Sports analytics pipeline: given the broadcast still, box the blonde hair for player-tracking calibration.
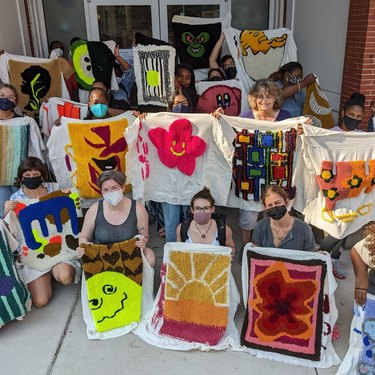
[248,79,282,111]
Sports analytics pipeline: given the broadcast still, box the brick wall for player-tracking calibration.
[341,0,375,129]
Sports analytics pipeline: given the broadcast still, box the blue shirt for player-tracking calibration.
[276,80,305,118]
[112,67,135,103]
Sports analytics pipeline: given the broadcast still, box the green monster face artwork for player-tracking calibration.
[182,32,210,58]
[87,271,142,332]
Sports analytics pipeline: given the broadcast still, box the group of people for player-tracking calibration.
[0,36,374,367]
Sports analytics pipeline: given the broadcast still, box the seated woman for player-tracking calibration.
[270,61,316,117]
[252,185,315,251]
[176,187,235,256]
[76,170,155,267]
[0,83,40,217]
[4,157,80,307]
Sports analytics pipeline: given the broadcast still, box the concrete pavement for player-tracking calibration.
[0,209,357,375]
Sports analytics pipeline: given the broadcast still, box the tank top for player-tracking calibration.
[93,199,138,244]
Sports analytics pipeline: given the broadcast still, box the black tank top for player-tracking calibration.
[93,199,138,244]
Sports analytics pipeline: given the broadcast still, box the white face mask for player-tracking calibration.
[103,190,123,206]
[49,48,63,59]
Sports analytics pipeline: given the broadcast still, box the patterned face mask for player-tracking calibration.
[288,75,302,85]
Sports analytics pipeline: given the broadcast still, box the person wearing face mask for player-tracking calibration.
[207,68,225,82]
[270,61,316,117]
[330,92,365,132]
[176,187,235,256]
[48,40,76,100]
[0,84,46,217]
[76,170,155,267]
[111,45,135,111]
[169,89,194,114]
[209,33,237,80]
[3,157,81,308]
[252,185,316,251]
[85,87,111,120]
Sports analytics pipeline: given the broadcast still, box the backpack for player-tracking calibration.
[180,210,227,246]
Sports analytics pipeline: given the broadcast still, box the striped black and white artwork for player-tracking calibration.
[133,45,176,106]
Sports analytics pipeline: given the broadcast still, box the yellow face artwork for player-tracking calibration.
[86,271,142,332]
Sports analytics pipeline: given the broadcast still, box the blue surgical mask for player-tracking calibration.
[90,103,108,118]
[0,97,16,111]
[172,103,189,113]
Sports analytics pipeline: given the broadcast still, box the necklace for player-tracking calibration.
[270,218,294,242]
[194,219,212,238]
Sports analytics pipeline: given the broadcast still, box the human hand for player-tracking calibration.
[212,107,224,119]
[61,188,71,194]
[370,100,375,115]
[114,45,120,58]
[355,287,368,306]
[303,74,316,87]
[4,200,18,213]
[135,235,147,249]
[54,116,62,127]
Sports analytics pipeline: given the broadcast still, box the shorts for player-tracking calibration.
[238,209,259,231]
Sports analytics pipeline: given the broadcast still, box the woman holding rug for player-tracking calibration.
[76,170,155,267]
[176,187,235,256]
[4,157,80,307]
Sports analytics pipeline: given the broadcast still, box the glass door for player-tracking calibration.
[84,0,160,47]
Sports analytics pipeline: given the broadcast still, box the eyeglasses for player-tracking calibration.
[192,206,212,213]
[0,92,16,101]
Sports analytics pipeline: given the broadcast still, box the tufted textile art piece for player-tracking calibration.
[142,242,240,350]
[336,298,375,375]
[215,115,300,212]
[7,57,65,121]
[224,27,297,94]
[238,245,340,368]
[133,44,176,107]
[39,97,88,139]
[0,122,29,186]
[46,113,134,198]
[70,39,115,91]
[81,237,143,333]
[293,126,375,239]
[8,190,82,272]
[196,79,247,116]
[125,113,232,206]
[171,15,222,69]
[303,82,335,129]
[0,220,31,328]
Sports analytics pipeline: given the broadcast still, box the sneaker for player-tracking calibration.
[332,258,346,279]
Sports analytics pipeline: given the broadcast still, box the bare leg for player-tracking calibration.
[143,247,156,268]
[27,272,52,308]
[52,263,75,285]
[241,228,253,246]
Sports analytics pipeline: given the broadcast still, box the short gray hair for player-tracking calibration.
[97,170,126,189]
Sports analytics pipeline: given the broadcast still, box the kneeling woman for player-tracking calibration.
[176,187,235,256]
[77,170,155,267]
[4,157,80,307]
[252,185,315,251]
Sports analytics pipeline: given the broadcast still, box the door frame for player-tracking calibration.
[84,0,161,41]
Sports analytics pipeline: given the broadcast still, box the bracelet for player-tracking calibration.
[355,287,368,291]
[297,82,301,92]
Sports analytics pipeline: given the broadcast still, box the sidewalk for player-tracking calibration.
[1,209,356,375]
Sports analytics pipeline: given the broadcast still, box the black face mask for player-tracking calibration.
[343,115,361,131]
[0,97,16,111]
[22,175,42,190]
[209,76,222,81]
[224,67,237,80]
[266,205,287,220]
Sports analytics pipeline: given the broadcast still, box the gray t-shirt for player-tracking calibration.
[252,216,316,251]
